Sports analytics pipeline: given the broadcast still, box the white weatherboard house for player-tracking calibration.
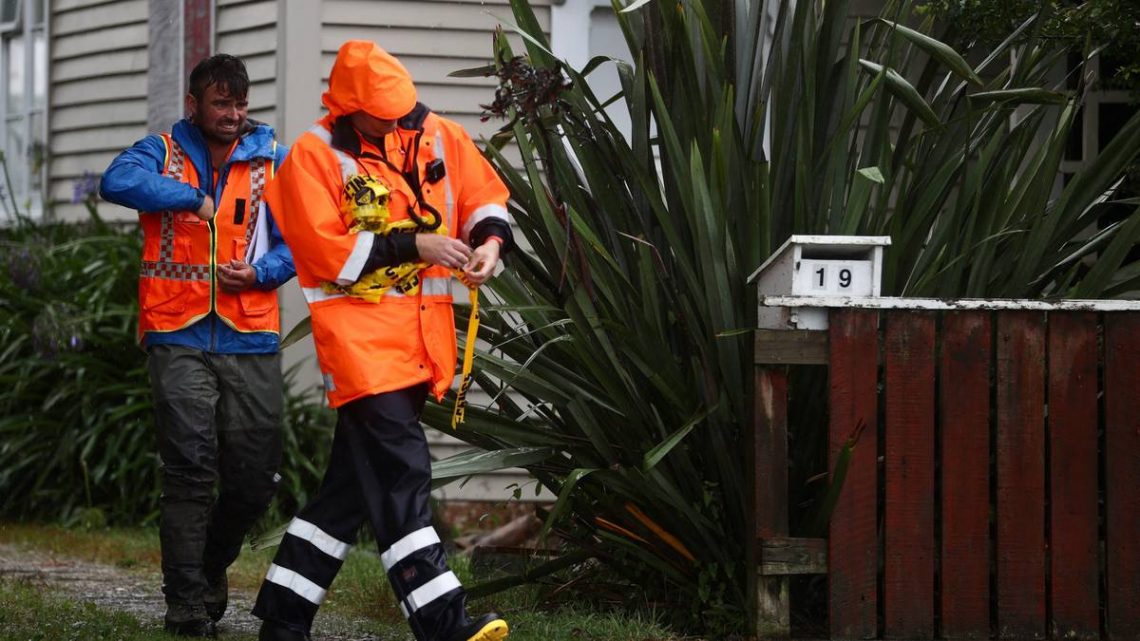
[5,0,1132,501]
[23,0,638,503]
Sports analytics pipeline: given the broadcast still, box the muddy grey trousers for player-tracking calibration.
[148,345,283,618]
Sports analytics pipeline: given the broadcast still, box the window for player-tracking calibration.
[0,0,47,220]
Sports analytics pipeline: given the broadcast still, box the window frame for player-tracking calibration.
[0,0,47,220]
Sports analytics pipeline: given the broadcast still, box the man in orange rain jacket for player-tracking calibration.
[100,54,294,638]
[251,41,513,641]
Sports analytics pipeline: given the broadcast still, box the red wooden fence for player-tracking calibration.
[753,303,1140,641]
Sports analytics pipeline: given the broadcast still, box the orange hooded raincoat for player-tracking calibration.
[266,41,511,408]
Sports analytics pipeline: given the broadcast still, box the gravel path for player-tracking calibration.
[0,543,400,640]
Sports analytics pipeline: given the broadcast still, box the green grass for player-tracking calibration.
[0,578,195,641]
[0,523,681,641]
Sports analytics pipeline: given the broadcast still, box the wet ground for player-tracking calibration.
[0,543,399,640]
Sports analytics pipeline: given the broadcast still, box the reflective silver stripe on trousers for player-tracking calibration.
[402,571,462,615]
[461,203,511,243]
[380,526,440,571]
[264,563,327,605]
[286,517,351,561]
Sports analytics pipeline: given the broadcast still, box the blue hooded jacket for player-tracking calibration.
[100,119,296,354]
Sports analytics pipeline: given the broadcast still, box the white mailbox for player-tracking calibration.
[747,235,890,330]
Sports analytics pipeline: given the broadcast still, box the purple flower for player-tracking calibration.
[71,171,99,205]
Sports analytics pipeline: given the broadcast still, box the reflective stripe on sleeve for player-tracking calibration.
[264,564,327,605]
[286,518,351,561]
[381,526,441,571]
[460,204,510,244]
[335,231,375,285]
[403,571,462,615]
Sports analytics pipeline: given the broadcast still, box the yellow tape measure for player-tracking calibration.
[450,283,479,429]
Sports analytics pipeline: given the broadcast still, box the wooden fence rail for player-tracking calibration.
[753,301,1140,641]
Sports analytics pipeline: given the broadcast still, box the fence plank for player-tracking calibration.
[995,311,1046,640]
[939,311,991,639]
[1047,312,1099,640]
[883,311,935,639]
[1104,313,1140,641]
[754,368,790,638]
[828,308,879,640]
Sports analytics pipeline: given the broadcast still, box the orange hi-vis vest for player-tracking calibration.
[267,114,510,408]
[137,133,279,340]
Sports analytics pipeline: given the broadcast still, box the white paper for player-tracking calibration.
[245,201,271,264]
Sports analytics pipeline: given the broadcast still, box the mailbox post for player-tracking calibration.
[748,235,890,330]
[747,235,889,639]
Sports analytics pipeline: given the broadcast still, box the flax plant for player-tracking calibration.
[0,200,335,526]
[416,0,1140,633]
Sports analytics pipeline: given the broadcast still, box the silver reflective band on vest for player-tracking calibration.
[245,151,271,242]
[402,571,462,615]
[420,277,451,298]
[309,125,358,181]
[381,525,440,571]
[158,139,187,264]
[301,286,347,304]
[265,563,327,605]
[140,261,211,281]
[433,131,455,234]
[286,517,351,561]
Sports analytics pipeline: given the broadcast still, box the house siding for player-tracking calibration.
[216,0,277,125]
[49,0,148,221]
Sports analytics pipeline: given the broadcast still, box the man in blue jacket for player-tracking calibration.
[100,54,295,638]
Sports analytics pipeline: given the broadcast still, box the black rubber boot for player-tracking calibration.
[258,619,312,641]
[446,613,509,641]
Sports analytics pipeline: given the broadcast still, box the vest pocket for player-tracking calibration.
[232,238,249,263]
[238,289,275,316]
[140,279,188,314]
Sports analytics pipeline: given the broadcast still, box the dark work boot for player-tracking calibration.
[164,603,217,638]
[258,619,312,641]
[446,613,509,641]
[203,569,228,622]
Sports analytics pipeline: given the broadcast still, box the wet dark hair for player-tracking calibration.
[188,54,249,101]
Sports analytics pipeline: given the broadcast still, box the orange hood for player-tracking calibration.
[322,40,417,120]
